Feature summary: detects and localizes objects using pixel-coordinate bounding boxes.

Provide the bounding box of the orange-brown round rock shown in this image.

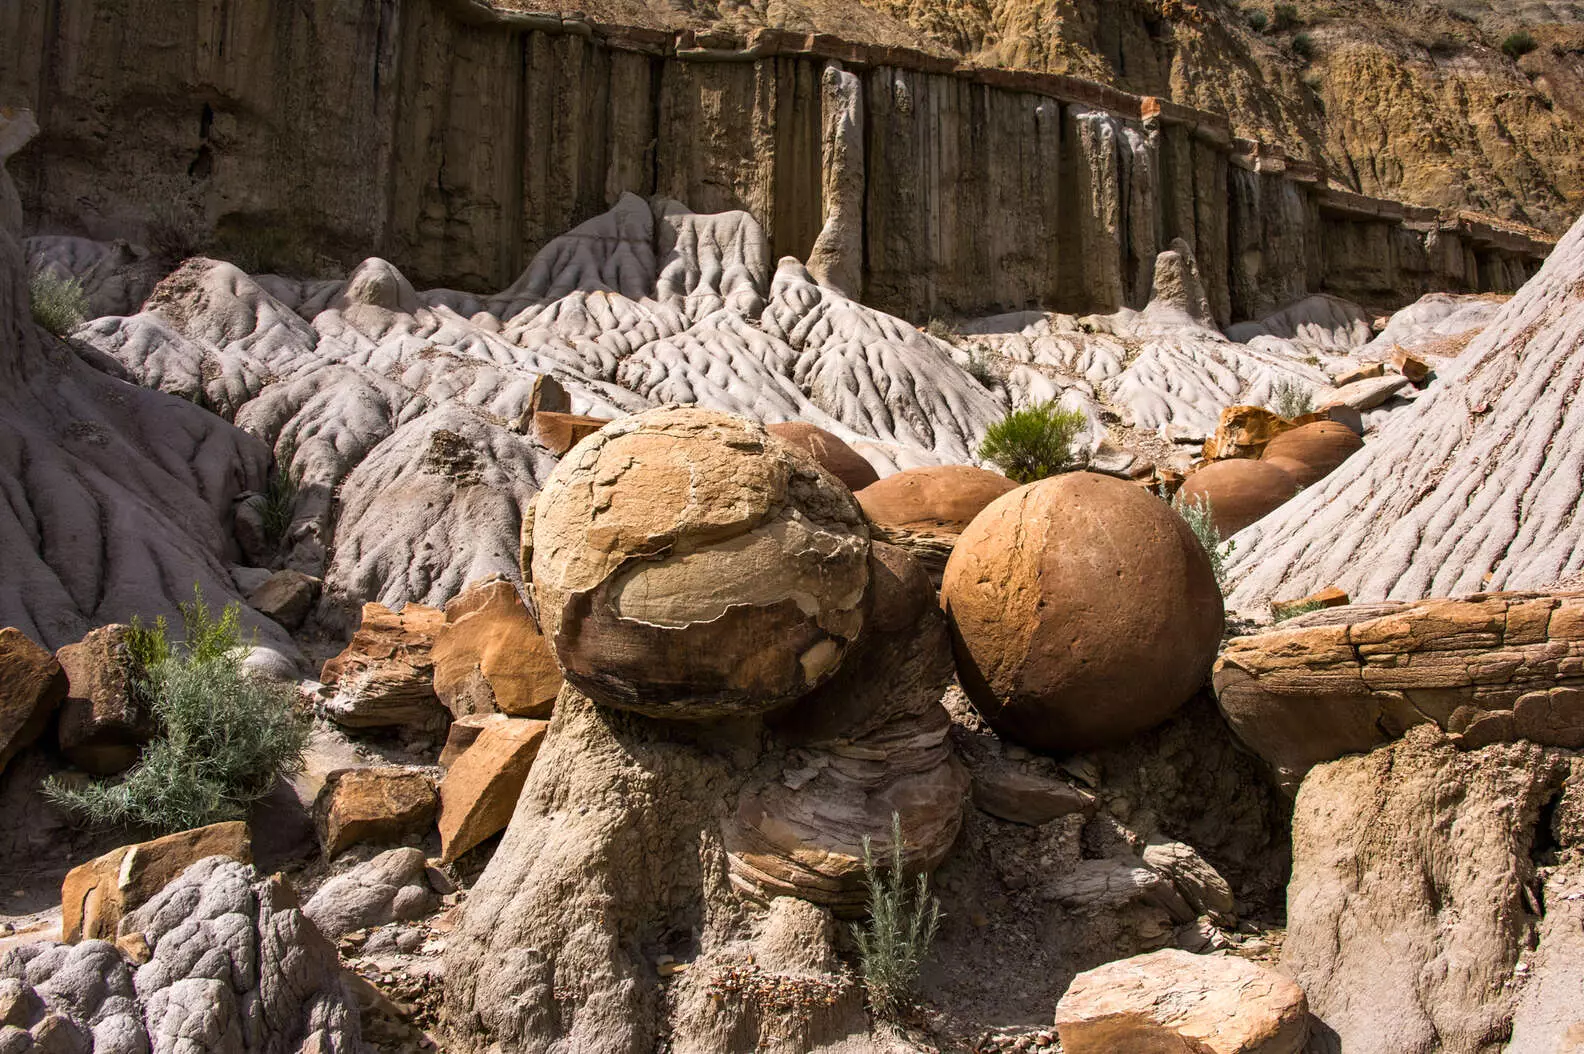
[1175,459,1301,538]
[1259,421,1363,487]
[766,422,880,493]
[940,472,1224,752]
[855,465,1018,533]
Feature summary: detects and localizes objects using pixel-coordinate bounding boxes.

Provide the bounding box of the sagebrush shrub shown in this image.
[1172,493,1235,592]
[852,813,941,1020]
[978,401,1086,484]
[46,586,309,833]
[1502,31,1537,60]
[28,270,89,336]
[1269,379,1314,419]
[1273,3,1300,30]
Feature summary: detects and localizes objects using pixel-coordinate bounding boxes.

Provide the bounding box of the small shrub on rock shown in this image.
[1502,31,1537,60]
[1269,379,1314,419]
[1172,493,1235,592]
[1273,3,1301,30]
[1292,32,1315,60]
[978,401,1086,484]
[1247,8,1269,30]
[925,317,962,345]
[852,813,941,1020]
[46,586,309,833]
[28,269,89,336]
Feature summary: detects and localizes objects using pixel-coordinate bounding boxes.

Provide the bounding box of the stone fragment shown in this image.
[971,766,1095,825]
[431,578,559,720]
[438,713,512,769]
[438,717,549,862]
[765,421,879,492]
[1176,459,1300,537]
[1270,585,1349,620]
[0,628,66,777]
[532,411,611,456]
[54,625,151,776]
[320,602,446,729]
[303,846,436,938]
[1258,420,1363,488]
[1388,346,1431,383]
[530,407,870,718]
[1331,361,1385,386]
[59,821,251,943]
[1200,405,1297,461]
[854,464,1017,533]
[1141,840,1236,923]
[942,472,1223,752]
[246,569,320,631]
[313,767,438,858]
[1317,373,1410,412]
[1214,591,1584,790]
[1055,949,1309,1054]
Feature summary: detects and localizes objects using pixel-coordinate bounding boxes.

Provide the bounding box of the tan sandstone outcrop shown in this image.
[54,624,152,776]
[431,578,560,720]
[320,602,447,729]
[942,472,1223,752]
[0,628,66,777]
[437,716,550,863]
[528,407,870,718]
[1214,591,1584,791]
[313,768,438,859]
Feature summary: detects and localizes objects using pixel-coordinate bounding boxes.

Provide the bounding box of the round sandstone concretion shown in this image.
[940,472,1224,753]
[1175,459,1301,538]
[1260,421,1364,488]
[530,407,871,718]
[854,464,1018,532]
[765,421,880,493]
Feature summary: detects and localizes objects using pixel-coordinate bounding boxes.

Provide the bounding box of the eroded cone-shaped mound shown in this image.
[530,407,870,718]
[855,464,1017,532]
[941,472,1224,752]
[1177,459,1301,537]
[765,420,879,492]
[1257,421,1363,488]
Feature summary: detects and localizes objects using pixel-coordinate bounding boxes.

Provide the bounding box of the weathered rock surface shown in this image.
[313,768,438,859]
[765,420,880,493]
[320,602,446,729]
[1214,591,1584,790]
[855,464,1018,533]
[1229,209,1584,608]
[430,578,559,720]
[1286,725,1584,1054]
[971,766,1094,826]
[60,822,253,944]
[1200,405,1299,462]
[246,570,320,632]
[303,847,437,939]
[1257,421,1364,489]
[0,628,66,777]
[1054,948,1309,1054]
[437,716,550,863]
[942,472,1223,752]
[54,625,151,776]
[1176,459,1301,538]
[529,407,871,718]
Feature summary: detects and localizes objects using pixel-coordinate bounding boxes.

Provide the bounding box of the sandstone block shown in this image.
[0,628,67,778]
[54,625,151,776]
[971,766,1095,826]
[532,410,611,456]
[431,579,560,720]
[438,717,549,862]
[1200,405,1297,461]
[247,569,321,631]
[1388,347,1432,383]
[60,821,251,943]
[1318,374,1410,411]
[313,767,438,858]
[438,713,512,769]
[1331,361,1385,386]
[321,602,446,729]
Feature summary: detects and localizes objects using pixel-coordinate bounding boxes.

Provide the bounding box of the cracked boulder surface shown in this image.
[527,406,871,718]
[1286,725,1584,1053]
[1214,591,1584,791]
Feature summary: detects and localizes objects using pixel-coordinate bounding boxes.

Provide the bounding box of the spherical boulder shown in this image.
[1260,421,1363,488]
[855,464,1018,533]
[529,407,871,718]
[940,472,1223,753]
[766,421,880,493]
[1175,459,1301,538]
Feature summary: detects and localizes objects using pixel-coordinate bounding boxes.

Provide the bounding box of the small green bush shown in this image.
[1292,32,1315,60]
[260,447,301,549]
[1247,9,1269,30]
[925,317,962,345]
[978,401,1087,484]
[28,270,89,336]
[46,586,309,833]
[1273,3,1301,30]
[1172,493,1235,592]
[852,813,941,1020]
[1502,31,1538,60]
[1269,379,1314,419]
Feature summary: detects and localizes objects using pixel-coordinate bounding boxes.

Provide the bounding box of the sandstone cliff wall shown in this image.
[0,0,1552,323]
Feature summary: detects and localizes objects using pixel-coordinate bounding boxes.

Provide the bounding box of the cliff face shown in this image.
[0,0,1553,325]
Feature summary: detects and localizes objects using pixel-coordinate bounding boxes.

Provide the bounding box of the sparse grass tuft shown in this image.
[29,270,89,336]
[1247,8,1269,30]
[926,317,962,345]
[1173,494,1235,592]
[1502,31,1537,60]
[1274,599,1326,622]
[1292,32,1315,60]
[1269,379,1314,419]
[978,401,1086,484]
[260,444,301,549]
[46,585,309,833]
[1273,3,1301,30]
[852,813,941,1021]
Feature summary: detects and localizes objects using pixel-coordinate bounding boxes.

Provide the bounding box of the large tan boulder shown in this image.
[0,628,66,777]
[320,602,446,728]
[60,821,252,942]
[438,716,549,862]
[854,464,1017,532]
[1055,949,1309,1054]
[55,624,152,776]
[1258,421,1363,488]
[431,578,560,719]
[528,407,870,719]
[764,421,879,492]
[1200,405,1297,461]
[313,767,438,858]
[1175,459,1301,537]
[941,472,1223,752]
[1214,591,1584,790]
